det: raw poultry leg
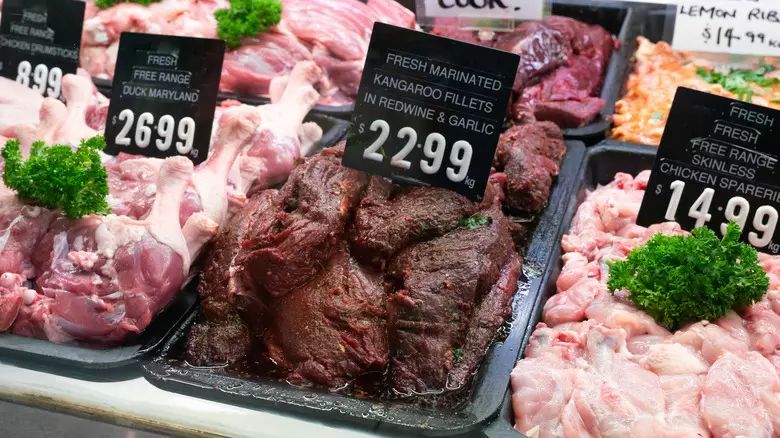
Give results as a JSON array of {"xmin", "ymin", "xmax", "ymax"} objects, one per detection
[
  {"xmin": 24, "ymin": 157, "xmax": 200, "ymax": 345},
  {"xmin": 234, "ymin": 61, "xmax": 323, "ymax": 194}
]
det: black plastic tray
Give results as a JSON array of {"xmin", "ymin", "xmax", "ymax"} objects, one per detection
[
  {"xmin": 0, "ymin": 114, "xmax": 347, "ymax": 377},
  {"xmin": 304, "ymin": 112, "xmax": 351, "ymax": 153},
  {"xmin": 0, "ymin": 281, "xmax": 197, "ymax": 377},
  {"xmin": 139, "ymin": 141, "xmax": 587, "ymax": 436},
  {"xmin": 607, "ymin": 5, "xmax": 677, "ymax": 147},
  {"xmin": 483, "ymin": 141, "xmax": 658, "ymax": 438}
]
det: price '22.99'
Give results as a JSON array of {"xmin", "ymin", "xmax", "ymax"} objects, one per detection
[
  {"xmin": 16, "ymin": 61, "xmax": 62, "ymax": 98},
  {"xmin": 114, "ymin": 109, "xmax": 196, "ymax": 155},
  {"xmin": 362, "ymin": 120, "xmax": 473, "ymax": 184}
]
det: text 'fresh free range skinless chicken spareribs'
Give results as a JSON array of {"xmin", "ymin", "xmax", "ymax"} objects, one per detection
[{"xmin": 0, "ymin": 61, "xmax": 325, "ymax": 346}]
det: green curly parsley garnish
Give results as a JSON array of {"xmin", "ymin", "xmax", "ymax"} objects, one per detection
[
  {"xmin": 607, "ymin": 222, "xmax": 768, "ymax": 331},
  {"xmin": 2, "ymin": 137, "xmax": 110, "ymax": 219},
  {"xmin": 460, "ymin": 216, "xmax": 492, "ymax": 229},
  {"xmin": 452, "ymin": 347, "xmax": 462, "ymax": 365},
  {"xmin": 215, "ymin": 0, "xmax": 282, "ymax": 49},
  {"xmin": 696, "ymin": 64, "xmax": 779, "ymax": 103},
  {"xmin": 95, "ymin": 0, "xmax": 161, "ymax": 8}
]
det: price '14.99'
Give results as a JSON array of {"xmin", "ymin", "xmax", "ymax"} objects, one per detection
[
  {"xmin": 663, "ymin": 179, "xmax": 779, "ymax": 249},
  {"xmin": 362, "ymin": 120, "xmax": 473, "ymax": 184}
]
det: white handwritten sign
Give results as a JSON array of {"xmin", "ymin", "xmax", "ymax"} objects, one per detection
[
  {"xmin": 672, "ymin": 0, "xmax": 780, "ymax": 56},
  {"xmin": 421, "ymin": 0, "xmax": 543, "ymax": 20}
]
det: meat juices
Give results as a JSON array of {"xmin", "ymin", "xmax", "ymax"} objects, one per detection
[
  {"xmin": 511, "ymin": 170, "xmax": 780, "ymax": 437},
  {"xmin": 186, "ymin": 144, "xmax": 522, "ymax": 393}
]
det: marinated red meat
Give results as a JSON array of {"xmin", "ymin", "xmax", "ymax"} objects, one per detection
[
  {"xmin": 264, "ymin": 243, "xmax": 388, "ymax": 387},
  {"xmin": 186, "ymin": 142, "xmax": 531, "ymax": 394},
  {"xmin": 349, "ymin": 178, "xmax": 478, "ymax": 266},
  {"xmin": 493, "ymin": 122, "xmax": 567, "ymax": 214}
]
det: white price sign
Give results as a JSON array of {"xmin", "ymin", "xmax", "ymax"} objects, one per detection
[
  {"xmin": 421, "ymin": 0, "xmax": 543, "ymax": 20},
  {"xmin": 672, "ymin": 0, "xmax": 780, "ymax": 57}
]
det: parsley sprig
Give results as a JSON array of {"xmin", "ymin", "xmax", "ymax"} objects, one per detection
[
  {"xmin": 2, "ymin": 137, "xmax": 110, "ymax": 219},
  {"xmin": 607, "ymin": 222, "xmax": 768, "ymax": 331},
  {"xmin": 215, "ymin": 0, "xmax": 282, "ymax": 49}
]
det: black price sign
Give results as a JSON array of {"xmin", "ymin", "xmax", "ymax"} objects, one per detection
[
  {"xmin": 342, "ymin": 23, "xmax": 519, "ymax": 201},
  {"xmin": 104, "ymin": 33, "xmax": 225, "ymax": 165},
  {"xmin": 0, "ymin": 0, "xmax": 85, "ymax": 99},
  {"xmin": 638, "ymin": 87, "xmax": 780, "ymax": 254}
]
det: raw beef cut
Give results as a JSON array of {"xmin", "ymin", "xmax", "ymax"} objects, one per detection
[
  {"xmin": 434, "ymin": 15, "xmax": 614, "ymax": 128},
  {"xmin": 511, "ymin": 170, "xmax": 780, "ymax": 437},
  {"xmin": 492, "ymin": 121, "xmax": 567, "ymax": 214},
  {"xmin": 80, "ymin": 0, "xmax": 415, "ymax": 106},
  {"xmin": 185, "ymin": 143, "xmax": 524, "ymax": 396}
]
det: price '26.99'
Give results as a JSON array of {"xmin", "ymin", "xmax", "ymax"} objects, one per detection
[
  {"xmin": 16, "ymin": 61, "xmax": 62, "ymax": 98},
  {"xmin": 362, "ymin": 119, "xmax": 473, "ymax": 184},
  {"xmin": 663, "ymin": 179, "xmax": 779, "ymax": 250},
  {"xmin": 114, "ymin": 109, "xmax": 196, "ymax": 156}
]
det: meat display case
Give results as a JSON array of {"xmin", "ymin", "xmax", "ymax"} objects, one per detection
[
  {"xmin": 139, "ymin": 141, "xmax": 587, "ymax": 436},
  {"xmin": 482, "ymin": 141, "xmax": 658, "ymax": 438},
  {"xmin": 0, "ymin": 112, "xmax": 349, "ymax": 376}
]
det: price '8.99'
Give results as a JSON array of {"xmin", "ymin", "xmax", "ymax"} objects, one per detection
[
  {"xmin": 114, "ymin": 109, "xmax": 196, "ymax": 156},
  {"xmin": 663, "ymin": 179, "xmax": 779, "ymax": 250},
  {"xmin": 362, "ymin": 120, "xmax": 473, "ymax": 184},
  {"xmin": 16, "ymin": 61, "xmax": 62, "ymax": 99}
]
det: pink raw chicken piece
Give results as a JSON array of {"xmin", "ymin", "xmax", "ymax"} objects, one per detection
[
  {"xmin": 20, "ymin": 157, "xmax": 207, "ymax": 345},
  {"xmin": 636, "ymin": 342, "xmax": 709, "ymax": 376},
  {"xmin": 0, "ymin": 76, "xmax": 45, "ymax": 137},
  {"xmin": 569, "ymin": 326, "xmax": 666, "ymax": 438},
  {"xmin": 670, "ymin": 311, "xmax": 751, "ymax": 365},
  {"xmin": 631, "ymin": 375, "xmax": 710, "ymax": 438},
  {"xmin": 702, "ymin": 352, "xmax": 780, "ymax": 438},
  {"xmin": 14, "ymin": 73, "xmax": 104, "ymax": 152},
  {"xmin": 746, "ymin": 295, "xmax": 780, "ymax": 356},
  {"xmin": 228, "ymin": 61, "xmax": 323, "ymax": 195},
  {"xmin": 543, "ymin": 278, "xmax": 605, "ymax": 326},
  {"xmin": 512, "ymin": 323, "xmax": 588, "ymax": 438},
  {"xmin": 584, "ymin": 292, "xmax": 670, "ymax": 339}
]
